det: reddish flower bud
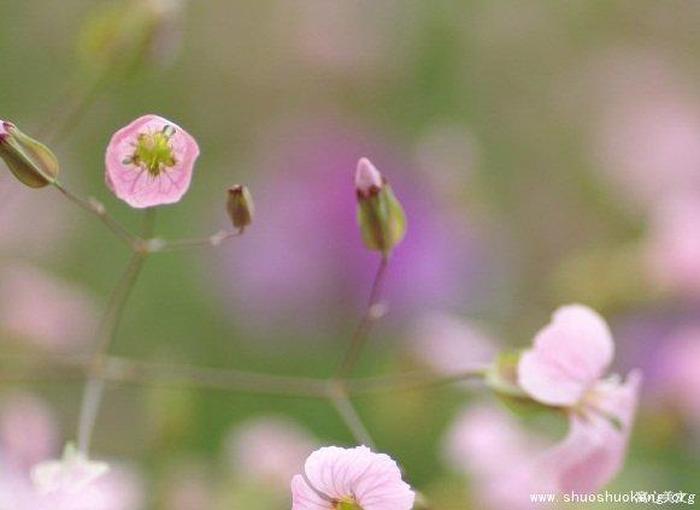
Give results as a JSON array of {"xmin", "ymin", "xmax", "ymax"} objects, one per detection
[{"xmin": 226, "ymin": 185, "xmax": 254, "ymax": 232}]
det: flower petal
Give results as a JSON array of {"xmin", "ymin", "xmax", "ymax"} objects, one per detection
[
  {"xmin": 291, "ymin": 474, "xmax": 332, "ymax": 510},
  {"xmin": 538, "ymin": 370, "xmax": 642, "ymax": 493},
  {"xmin": 518, "ymin": 305, "xmax": 614, "ymax": 406},
  {"xmin": 298, "ymin": 446, "xmax": 415, "ymax": 510}
]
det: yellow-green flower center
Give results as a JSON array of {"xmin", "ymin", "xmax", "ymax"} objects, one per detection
[
  {"xmin": 336, "ymin": 499, "xmax": 362, "ymax": 510},
  {"xmin": 128, "ymin": 126, "xmax": 176, "ymax": 176}
]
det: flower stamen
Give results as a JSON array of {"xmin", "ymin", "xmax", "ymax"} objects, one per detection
[{"xmin": 129, "ymin": 126, "xmax": 177, "ymax": 176}]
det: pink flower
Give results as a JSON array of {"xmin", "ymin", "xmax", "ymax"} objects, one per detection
[
  {"xmin": 538, "ymin": 371, "xmax": 641, "ymax": 493},
  {"xmin": 291, "ymin": 446, "xmax": 415, "ymax": 510},
  {"xmin": 105, "ymin": 114, "xmax": 199, "ymax": 208},
  {"xmin": 518, "ymin": 305, "xmax": 615, "ymax": 406},
  {"xmin": 444, "ymin": 405, "xmax": 542, "ymax": 478},
  {"xmin": 225, "ymin": 417, "xmax": 316, "ymax": 488},
  {"xmin": 443, "ymin": 405, "xmax": 547, "ymax": 510},
  {"xmin": 655, "ymin": 327, "xmax": 700, "ymax": 423},
  {"xmin": 408, "ymin": 312, "xmax": 497, "ymax": 376},
  {"xmin": 0, "ymin": 264, "xmax": 99, "ymax": 353},
  {"xmin": 517, "ymin": 304, "xmax": 642, "ymax": 492},
  {"xmin": 31, "ymin": 445, "xmax": 109, "ymax": 495},
  {"xmin": 0, "ymin": 393, "xmax": 58, "ymax": 472},
  {"xmin": 644, "ymin": 193, "xmax": 700, "ymax": 298}
]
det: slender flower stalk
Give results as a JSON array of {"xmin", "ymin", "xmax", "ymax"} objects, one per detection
[
  {"xmin": 53, "ymin": 180, "xmax": 242, "ymax": 254},
  {"xmin": 147, "ymin": 229, "xmax": 241, "ymax": 252},
  {"xmin": 76, "ymin": 208, "xmax": 156, "ymax": 454},
  {"xmin": 335, "ymin": 256, "xmax": 389, "ymax": 379},
  {"xmin": 53, "ymin": 180, "xmax": 139, "ymax": 249},
  {"xmin": 327, "ymin": 382, "xmax": 375, "ymax": 448},
  {"xmin": 0, "ymin": 352, "xmax": 488, "ymax": 398}
]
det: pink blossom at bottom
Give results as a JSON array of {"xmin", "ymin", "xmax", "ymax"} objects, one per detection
[{"xmin": 291, "ymin": 446, "xmax": 415, "ymax": 510}]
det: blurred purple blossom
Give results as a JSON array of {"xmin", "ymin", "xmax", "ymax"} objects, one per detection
[{"xmin": 212, "ymin": 117, "xmax": 487, "ymax": 336}]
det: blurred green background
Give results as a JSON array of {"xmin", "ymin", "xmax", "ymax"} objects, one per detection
[{"xmin": 2, "ymin": 1, "xmax": 700, "ymax": 508}]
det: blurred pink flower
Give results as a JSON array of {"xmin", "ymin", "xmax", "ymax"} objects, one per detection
[
  {"xmin": 0, "ymin": 176, "xmax": 74, "ymax": 258},
  {"xmin": 0, "ymin": 450, "xmax": 142, "ymax": 510},
  {"xmin": 655, "ymin": 327, "xmax": 700, "ymax": 423},
  {"xmin": 291, "ymin": 445, "xmax": 415, "ymax": 510},
  {"xmin": 214, "ymin": 118, "xmax": 485, "ymax": 336},
  {"xmin": 444, "ymin": 405, "xmax": 542, "ymax": 478},
  {"xmin": 30, "ymin": 447, "xmax": 143, "ymax": 510},
  {"xmin": 0, "ymin": 264, "xmax": 98, "ymax": 352},
  {"xmin": 597, "ymin": 99, "xmax": 700, "ymax": 208},
  {"xmin": 446, "ymin": 368, "xmax": 640, "ymax": 508},
  {"xmin": 0, "ymin": 397, "xmax": 142, "ymax": 510},
  {"xmin": 289, "ymin": 0, "xmax": 405, "ymax": 78},
  {"xmin": 517, "ymin": 304, "xmax": 642, "ymax": 491},
  {"xmin": 225, "ymin": 417, "xmax": 316, "ymax": 488},
  {"xmin": 443, "ymin": 405, "xmax": 547, "ymax": 510},
  {"xmin": 644, "ymin": 194, "xmax": 700, "ymax": 298},
  {"xmin": 105, "ymin": 114, "xmax": 199, "ymax": 208},
  {"xmin": 0, "ymin": 393, "xmax": 58, "ymax": 472},
  {"xmin": 31, "ymin": 445, "xmax": 109, "ymax": 496},
  {"xmin": 407, "ymin": 312, "xmax": 497, "ymax": 375},
  {"xmin": 592, "ymin": 51, "xmax": 700, "ymax": 209}
]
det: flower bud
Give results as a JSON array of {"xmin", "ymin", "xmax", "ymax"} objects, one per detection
[
  {"xmin": 226, "ymin": 185, "xmax": 254, "ymax": 232},
  {"xmin": 355, "ymin": 158, "xmax": 407, "ymax": 256},
  {"xmin": 0, "ymin": 120, "xmax": 59, "ymax": 188}
]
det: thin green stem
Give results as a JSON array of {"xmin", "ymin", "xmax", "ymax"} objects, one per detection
[
  {"xmin": 345, "ymin": 366, "xmax": 489, "ymax": 395},
  {"xmin": 76, "ymin": 209, "xmax": 155, "ymax": 454},
  {"xmin": 328, "ymin": 383, "xmax": 376, "ymax": 448},
  {"xmin": 104, "ymin": 356, "xmax": 330, "ymax": 398},
  {"xmin": 1, "ymin": 352, "xmax": 487, "ymax": 398},
  {"xmin": 335, "ymin": 256, "xmax": 389, "ymax": 378},
  {"xmin": 53, "ymin": 181, "xmax": 138, "ymax": 250},
  {"xmin": 148, "ymin": 229, "xmax": 241, "ymax": 253}
]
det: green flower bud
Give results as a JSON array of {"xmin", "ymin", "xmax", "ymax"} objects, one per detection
[
  {"xmin": 226, "ymin": 185, "xmax": 254, "ymax": 232},
  {"xmin": 355, "ymin": 158, "xmax": 407, "ymax": 256},
  {"xmin": 0, "ymin": 120, "xmax": 59, "ymax": 188}
]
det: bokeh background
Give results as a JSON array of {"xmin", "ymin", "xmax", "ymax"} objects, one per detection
[{"xmin": 1, "ymin": 0, "xmax": 700, "ymax": 508}]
